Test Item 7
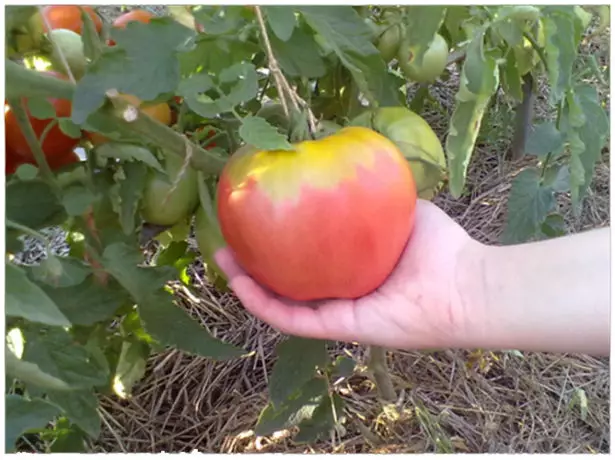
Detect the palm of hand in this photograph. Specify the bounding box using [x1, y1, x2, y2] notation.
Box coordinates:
[214, 200, 475, 350]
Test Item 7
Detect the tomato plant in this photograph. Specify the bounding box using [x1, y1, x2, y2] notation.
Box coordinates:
[5, 4, 609, 453]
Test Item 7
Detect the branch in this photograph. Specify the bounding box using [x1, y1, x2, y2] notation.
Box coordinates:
[367, 346, 397, 402]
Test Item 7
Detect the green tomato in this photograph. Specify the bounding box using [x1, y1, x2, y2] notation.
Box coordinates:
[47, 28, 87, 80]
[377, 24, 402, 62]
[350, 106, 446, 200]
[398, 33, 449, 83]
[141, 152, 199, 226]
[6, 10, 45, 58]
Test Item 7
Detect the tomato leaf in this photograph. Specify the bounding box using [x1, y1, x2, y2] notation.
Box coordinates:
[6, 263, 71, 327]
[7, 179, 67, 229]
[6, 346, 72, 391]
[41, 276, 131, 326]
[62, 184, 96, 217]
[264, 6, 297, 41]
[46, 389, 101, 439]
[255, 377, 328, 436]
[542, 164, 570, 193]
[269, 337, 329, 408]
[540, 213, 567, 239]
[295, 393, 345, 443]
[401, 6, 447, 67]
[270, 24, 326, 78]
[72, 18, 195, 123]
[80, 7, 102, 63]
[298, 6, 402, 107]
[29, 255, 91, 288]
[239, 116, 293, 151]
[156, 241, 188, 266]
[500, 49, 523, 102]
[192, 5, 246, 35]
[118, 162, 148, 235]
[443, 6, 471, 46]
[21, 326, 110, 389]
[58, 118, 83, 139]
[180, 36, 259, 76]
[113, 339, 150, 398]
[542, 7, 579, 103]
[95, 143, 163, 172]
[501, 168, 556, 244]
[5, 395, 63, 453]
[525, 121, 565, 158]
[48, 418, 87, 453]
[331, 356, 356, 379]
[15, 164, 38, 181]
[27, 97, 55, 119]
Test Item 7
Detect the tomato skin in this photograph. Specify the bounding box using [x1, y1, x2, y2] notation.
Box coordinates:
[217, 127, 417, 301]
[5, 71, 81, 163]
[141, 152, 199, 226]
[398, 33, 449, 83]
[6, 147, 22, 175]
[377, 24, 402, 62]
[42, 6, 103, 35]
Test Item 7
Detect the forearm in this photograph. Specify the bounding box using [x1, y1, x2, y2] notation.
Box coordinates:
[461, 227, 610, 355]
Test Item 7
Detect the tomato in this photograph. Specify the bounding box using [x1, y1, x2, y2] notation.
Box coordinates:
[350, 106, 446, 200]
[47, 28, 87, 79]
[192, 127, 217, 149]
[5, 71, 81, 163]
[6, 10, 46, 58]
[377, 24, 402, 62]
[398, 33, 449, 83]
[217, 127, 417, 301]
[108, 9, 154, 46]
[42, 6, 103, 35]
[47, 150, 81, 170]
[141, 152, 199, 226]
[6, 147, 22, 175]
[85, 93, 172, 145]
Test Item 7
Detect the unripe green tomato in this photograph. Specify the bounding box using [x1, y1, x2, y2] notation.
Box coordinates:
[6, 10, 45, 58]
[377, 24, 402, 62]
[141, 152, 200, 226]
[398, 33, 449, 83]
[47, 28, 87, 80]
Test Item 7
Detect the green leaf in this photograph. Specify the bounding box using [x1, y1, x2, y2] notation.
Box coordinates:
[80, 7, 102, 63]
[298, 6, 402, 107]
[565, 85, 610, 212]
[295, 393, 345, 443]
[137, 292, 244, 360]
[27, 97, 55, 119]
[7, 179, 66, 229]
[113, 340, 150, 398]
[41, 276, 131, 326]
[238, 116, 294, 151]
[332, 356, 356, 379]
[501, 168, 556, 244]
[5, 395, 62, 453]
[96, 143, 164, 172]
[265, 6, 297, 41]
[6, 263, 71, 327]
[30, 255, 91, 288]
[568, 388, 589, 421]
[46, 390, 101, 439]
[542, 164, 570, 193]
[255, 378, 328, 436]
[269, 337, 329, 408]
[118, 162, 148, 235]
[443, 6, 471, 46]
[500, 49, 523, 102]
[179, 36, 259, 76]
[270, 24, 326, 78]
[62, 184, 96, 217]
[540, 213, 567, 238]
[445, 33, 499, 198]
[401, 6, 447, 67]
[525, 121, 565, 158]
[192, 5, 246, 35]
[179, 63, 259, 117]
[15, 163, 38, 181]
[542, 7, 579, 103]
[48, 418, 87, 453]
[22, 326, 110, 389]
[58, 118, 83, 139]
[6, 346, 72, 391]
[156, 241, 189, 267]
[72, 18, 195, 123]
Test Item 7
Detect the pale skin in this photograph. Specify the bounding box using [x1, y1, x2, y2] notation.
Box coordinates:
[214, 200, 610, 356]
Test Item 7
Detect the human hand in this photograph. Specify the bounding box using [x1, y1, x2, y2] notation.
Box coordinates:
[214, 199, 483, 350]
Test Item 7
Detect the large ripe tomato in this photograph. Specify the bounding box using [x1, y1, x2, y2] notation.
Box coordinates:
[47, 28, 87, 80]
[350, 107, 446, 200]
[217, 127, 418, 301]
[6, 147, 22, 175]
[5, 71, 81, 163]
[141, 151, 199, 226]
[86, 93, 172, 145]
[398, 33, 449, 83]
[42, 5, 103, 35]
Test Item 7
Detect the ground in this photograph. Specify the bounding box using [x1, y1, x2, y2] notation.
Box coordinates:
[18, 6, 611, 454]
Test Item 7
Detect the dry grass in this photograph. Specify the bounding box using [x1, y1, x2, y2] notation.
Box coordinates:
[93, 6, 610, 454]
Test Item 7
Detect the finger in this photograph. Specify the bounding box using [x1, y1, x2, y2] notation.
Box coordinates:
[214, 247, 246, 280]
[230, 274, 359, 342]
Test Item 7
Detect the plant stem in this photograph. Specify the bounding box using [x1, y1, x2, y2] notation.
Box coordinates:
[6, 97, 62, 197]
[367, 346, 397, 402]
[38, 5, 76, 83]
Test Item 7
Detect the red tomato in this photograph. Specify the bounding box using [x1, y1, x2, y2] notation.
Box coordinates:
[5, 71, 81, 164]
[216, 127, 418, 301]
[42, 5, 103, 35]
